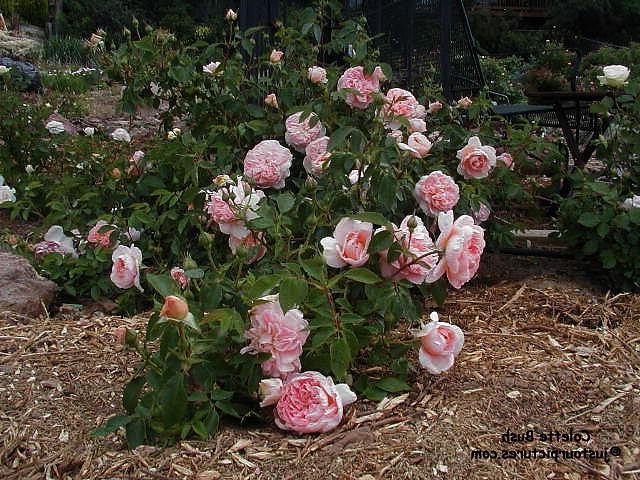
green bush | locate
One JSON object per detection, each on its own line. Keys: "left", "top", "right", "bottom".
{"left": 41, "top": 36, "right": 97, "bottom": 66}
{"left": 0, "top": 0, "right": 47, "bottom": 26}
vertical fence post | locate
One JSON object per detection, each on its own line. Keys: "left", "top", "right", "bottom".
{"left": 405, "top": 0, "right": 415, "bottom": 89}
{"left": 440, "top": 0, "right": 452, "bottom": 100}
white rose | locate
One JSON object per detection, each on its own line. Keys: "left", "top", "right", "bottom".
{"left": 621, "top": 195, "right": 640, "bottom": 210}
{"left": 0, "top": 185, "right": 16, "bottom": 203}
{"left": 25, "top": 165, "right": 35, "bottom": 173}
{"left": 202, "top": 61, "right": 221, "bottom": 75}
{"left": 598, "top": 65, "right": 630, "bottom": 88}
{"left": 226, "top": 9, "right": 237, "bottom": 21}
{"left": 83, "top": 127, "right": 95, "bottom": 136}
{"left": 0, "top": 66, "right": 10, "bottom": 75}
{"left": 111, "top": 128, "right": 131, "bottom": 143}
{"left": 46, "top": 120, "right": 65, "bottom": 135}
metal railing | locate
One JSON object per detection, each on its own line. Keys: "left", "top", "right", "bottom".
{"left": 473, "top": 0, "right": 554, "bottom": 16}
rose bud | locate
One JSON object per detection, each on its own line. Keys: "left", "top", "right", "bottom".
{"left": 160, "top": 295, "right": 189, "bottom": 320}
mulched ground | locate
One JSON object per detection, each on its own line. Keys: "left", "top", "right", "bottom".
{"left": 1, "top": 255, "right": 639, "bottom": 480}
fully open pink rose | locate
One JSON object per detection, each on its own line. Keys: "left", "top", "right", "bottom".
{"left": 87, "top": 220, "right": 115, "bottom": 248}
{"left": 381, "top": 88, "right": 426, "bottom": 130}
{"left": 244, "top": 140, "right": 293, "bottom": 189}
{"left": 377, "top": 215, "right": 439, "bottom": 284}
{"left": 34, "top": 225, "right": 77, "bottom": 257}
{"left": 321, "top": 217, "right": 373, "bottom": 268}
{"left": 259, "top": 371, "right": 357, "bottom": 434}
{"left": 408, "top": 118, "right": 427, "bottom": 133}
{"left": 110, "top": 245, "right": 143, "bottom": 291}
{"left": 337, "top": 65, "right": 385, "bottom": 110}
{"left": 308, "top": 66, "right": 328, "bottom": 84}
{"left": 170, "top": 267, "right": 189, "bottom": 289}
{"left": 303, "top": 136, "right": 331, "bottom": 177}
{"left": 388, "top": 130, "right": 403, "bottom": 144}
{"left": 399, "top": 132, "right": 432, "bottom": 158}
{"left": 497, "top": 152, "right": 514, "bottom": 169}
{"left": 424, "top": 211, "right": 486, "bottom": 289}
{"left": 204, "top": 177, "right": 265, "bottom": 239}
{"left": 414, "top": 312, "right": 464, "bottom": 374}
{"left": 285, "top": 112, "right": 326, "bottom": 153}
{"left": 229, "top": 231, "right": 266, "bottom": 264}
{"left": 241, "top": 295, "right": 309, "bottom": 379}
{"left": 414, "top": 171, "right": 460, "bottom": 215}
{"left": 456, "top": 136, "right": 496, "bottom": 179}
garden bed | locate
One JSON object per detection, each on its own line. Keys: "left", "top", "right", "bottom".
{"left": 1, "top": 255, "right": 638, "bottom": 480}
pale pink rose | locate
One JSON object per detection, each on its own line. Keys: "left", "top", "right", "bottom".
{"left": 457, "top": 96, "right": 473, "bottom": 109}
{"left": 265, "top": 93, "right": 279, "bottom": 109}
{"left": 203, "top": 61, "right": 221, "bottom": 75}
{"left": 229, "top": 231, "right": 266, "bottom": 264}
{"left": 413, "top": 312, "right": 464, "bottom": 374}
{"left": 34, "top": 225, "right": 76, "bottom": 257}
{"left": 303, "top": 136, "right": 331, "bottom": 177}
{"left": 308, "top": 66, "right": 328, "bottom": 84}
{"left": 456, "top": 136, "right": 496, "bottom": 179}
{"left": 381, "top": 88, "right": 426, "bottom": 130}
{"left": 260, "top": 371, "right": 357, "bottom": 434}
{"left": 473, "top": 203, "right": 491, "bottom": 223}
{"left": 428, "top": 101, "right": 443, "bottom": 114}
{"left": 170, "top": 267, "right": 189, "bottom": 289}
{"left": 497, "top": 152, "right": 514, "bottom": 170}
{"left": 110, "top": 245, "right": 143, "bottom": 291}
{"left": 112, "top": 326, "right": 127, "bottom": 345}
{"left": 87, "top": 220, "right": 115, "bottom": 248}
{"left": 377, "top": 216, "right": 439, "bottom": 284}
{"left": 348, "top": 166, "right": 368, "bottom": 185}
{"left": 270, "top": 50, "right": 284, "bottom": 64}
{"left": 241, "top": 295, "right": 309, "bottom": 379}
{"left": 337, "top": 65, "right": 385, "bottom": 110}
{"left": 388, "top": 130, "right": 403, "bottom": 144}
{"left": 321, "top": 217, "right": 373, "bottom": 268}
{"left": 160, "top": 295, "right": 189, "bottom": 320}
{"left": 244, "top": 140, "right": 293, "bottom": 189}
{"left": 424, "top": 211, "right": 486, "bottom": 289}
{"left": 126, "top": 150, "right": 147, "bottom": 176}
{"left": 284, "top": 112, "right": 326, "bottom": 153}
{"left": 204, "top": 177, "right": 266, "bottom": 238}
{"left": 408, "top": 118, "right": 427, "bottom": 133}
{"left": 398, "top": 132, "right": 432, "bottom": 158}
{"left": 414, "top": 171, "right": 460, "bottom": 215}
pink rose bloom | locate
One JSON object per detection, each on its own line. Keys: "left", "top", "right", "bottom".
{"left": 284, "top": 112, "right": 326, "bottom": 153}
{"left": 428, "top": 101, "right": 443, "bottom": 114}
{"left": 110, "top": 245, "right": 143, "bottom": 291}
{"left": 204, "top": 177, "right": 265, "bottom": 239}
{"left": 87, "top": 220, "right": 115, "bottom": 248}
{"left": 377, "top": 215, "right": 439, "bottom": 284}
{"left": 265, "top": 93, "right": 279, "bottom": 109}
{"left": 229, "top": 231, "right": 266, "bottom": 264}
{"left": 408, "top": 118, "right": 427, "bottom": 133}
{"left": 424, "top": 211, "right": 486, "bottom": 289}
{"left": 34, "top": 225, "right": 76, "bottom": 257}
{"left": 337, "top": 65, "right": 385, "bottom": 110}
{"left": 413, "top": 312, "right": 464, "bottom": 374}
{"left": 259, "top": 371, "right": 357, "bottom": 434}
{"left": 457, "top": 96, "right": 473, "bottom": 109}
{"left": 170, "top": 267, "right": 189, "bottom": 289}
{"left": 244, "top": 140, "right": 293, "bottom": 189}
{"left": 308, "top": 66, "right": 328, "bottom": 84}
{"left": 241, "top": 295, "right": 309, "bottom": 379}
{"left": 270, "top": 50, "right": 284, "bottom": 63}
{"left": 321, "top": 217, "right": 373, "bottom": 268}
{"left": 473, "top": 203, "right": 491, "bottom": 223}
{"left": 388, "top": 130, "right": 403, "bottom": 144}
{"left": 303, "top": 136, "right": 331, "bottom": 177}
{"left": 399, "top": 132, "right": 432, "bottom": 159}
{"left": 497, "top": 152, "right": 514, "bottom": 170}
{"left": 414, "top": 171, "right": 460, "bottom": 215}
{"left": 456, "top": 136, "right": 496, "bottom": 179}
{"left": 381, "top": 88, "right": 426, "bottom": 130}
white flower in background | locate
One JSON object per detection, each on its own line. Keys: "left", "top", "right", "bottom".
{"left": 0, "top": 66, "right": 10, "bottom": 75}
{"left": 83, "top": 127, "right": 95, "bottom": 136}
{"left": 34, "top": 226, "right": 77, "bottom": 257}
{"left": 167, "top": 127, "right": 181, "bottom": 140}
{"left": 46, "top": 120, "right": 65, "bottom": 135}
{"left": 226, "top": 9, "right": 238, "bottom": 21}
{"left": 149, "top": 82, "right": 162, "bottom": 96}
{"left": 111, "top": 128, "right": 131, "bottom": 143}
{"left": 202, "top": 61, "right": 221, "bottom": 75}
{"left": 0, "top": 176, "right": 16, "bottom": 204}
{"left": 621, "top": 195, "right": 640, "bottom": 210}
{"left": 598, "top": 65, "right": 630, "bottom": 88}
{"left": 25, "top": 165, "right": 35, "bottom": 174}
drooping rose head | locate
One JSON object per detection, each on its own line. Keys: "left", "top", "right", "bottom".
{"left": 241, "top": 295, "right": 309, "bottom": 379}
{"left": 308, "top": 66, "right": 328, "bottom": 84}
{"left": 380, "top": 88, "right": 425, "bottom": 129}
{"left": 263, "top": 371, "right": 357, "bottom": 434}
{"left": 598, "top": 65, "right": 630, "bottom": 88}
{"left": 270, "top": 50, "right": 284, "bottom": 64}
{"left": 160, "top": 295, "right": 189, "bottom": 320}
{"left": 457, "top": 96, "right": 473, "bottom": 109}
{"left": 321, "top": 217, "right": 373, "bottom": 269}
{"left": 414, "top": 312, "right": 464, "bottom": 374}
{"left": 170, "top": 267, "right": 189, "bottom": 289}
{"left": 229, "top": 231, "right": 266, "bottom": 264}
{"left": 496, "top": 152, "right": 514, "bottom": 170}
{"left": 34, "top": 225, "right": 77, "bottom": 257}
{"left": 337, "top": 65, "right": 385, "bottom": 110}
{"left": 244, "top": 140, "right": 293, "bottom": 189}
{"left": 87, "top": 220, "right": 115, "bottom": 248}
{"left": 284, "top": 112, "right": 326, "bottom": 153}
{"left": 414, "top": 171, "right": 460, "bottom": 215}
{"left": 456, "top": 136, "right": 496, "bottom": 180}
{"left": 303, "top": 136, "right": 331, "bottom": 177}
{"left": 428, "top": 101, "right": 443, "bottom": 114}
{"left": 264, "top": 93, "right": 279, "bottom": 108}
{"left": 424, "top": 211, "right": 486, "bottom": 289}
{"left": 110, "top": 245, "right": 143, "bottom": 291}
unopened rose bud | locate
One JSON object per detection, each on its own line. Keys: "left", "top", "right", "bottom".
{"left": 270, "top": 50, "right": 284, "bottom": 64}
{"left": 264, "top": 93, "right": 278, "bottom": 109}
{"left": 132, "top": 16, "right": 139, "bottom": 28}
{"left": 111, "top": 168, "right": 121, "bottom": 179}
{"left": 184, "top": 256, "right": 198, "bottom": 270}
{"left": 160, "top": 295, "right": 189, "bottom": 320}
{"left": 407, "top": 215, "right": 418, "bottom": 231}
{"left": 243, "top": 182, "right": 253, "bottom": 196}
{"left": 226, "top": 9, "right": 238, "bottom": 21}
{"left": 304, "top": 176, "right": 317, "bottom": 190}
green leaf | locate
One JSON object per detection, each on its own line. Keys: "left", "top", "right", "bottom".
{"left": 245, "top": 274, "right": 281, "bottom": 299}
{"left": 343, "top": 268, "right": 381, "bottom": 284}
{"left": 376, "top": 377, "right": 411, "bottom": 393}
{"left": 146, "top": 273, "right": 176, "bottom": 297}
{"left": 91, "top": 414, "right": 130, "bottom": 438}
{"left": 276, "top": 192, "right": 296, "bottom": 213}
{"left": 330, "top": 336, "right": 351, "bottom": 381}
{"left": 629, "top": 208, "right": 640, "bottom": 225}
{"left": 125, "top": 419, "right": 146, "bottom": 449}
{"left": 184, "top": 268, "right": 205, "bottom": 279}
{"left": 368, "top": 229, "right": 394, "bottom": 253}
{"left": 162, "top": 375, "right": 188, "bottom": 426}
{"left": 204, "top": 308, "right": 244, "bottom": 335}
{"left": 348, "top": 212, "right": 392, "bottom": 228}
{"left": 577, "top": 212, "right": 600, "bottom": 228}
{"left": 300, "top": 255, "right": 325, "bottom": 282}
{"left": 279, "top": 277, "right": 308, "bottom": 311}
{"left": 328, "top": 126, "right": 356, "bottom": 150}
{"left": 181, "top": 312, "right": 201, "bottom": 332}
{"left": 200, "top": 283, "right": 222, "bottom": 311}
{"left": 600, "top": 250, "right": 617, "bottom": 269}
{"left": 123, "top": 377, "right": 145, "bottom": 414}
{"left": 192, "top": 420, "right": 209, "bottom": 440}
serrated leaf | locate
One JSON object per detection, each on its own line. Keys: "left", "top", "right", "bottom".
{"left": 91, "top": 414, "right": 131, "bottom": 438}
{"left": 368, "top": 229, "right": 394, "bottom": 253}
{"left": 125, "top": 419, "right": 146, "bottom": 449}
{"left": 279, "top": 277, "right": 308, "bottom": 311}
{"left": 376, "top": 377, "right": 411, "bottom": 393}
{"left": 146, "top": 273, "right": 176, "bottom": 297}
{"left": 276, "top": 192, "right": 296, "bottom": 213}
{"left": 300, "top": 255, "right": 325, "bottom": 282}
{"left": 123, "top": 377, "right": 145, "bottom": 414}
{"left": 245, "top": 274, "right": 281, "bottom": 299}
{"left": 343, "top": 268, "right": 381, "bottom": 284}
{"left": 578, "top": 212, "right": 600, "bottom": 228}
{"left": 330, "top": 336, "right": 351, "bottom": 381}
{"left": 347, "top": 212, "right": 392, "bottom": 228}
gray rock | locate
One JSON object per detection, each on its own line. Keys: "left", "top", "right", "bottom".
{"left": 0, "top": 252, "right": 57, "bottom": 317}
{"left": 0, "top": 57, "right": 42, "bottom": 92}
